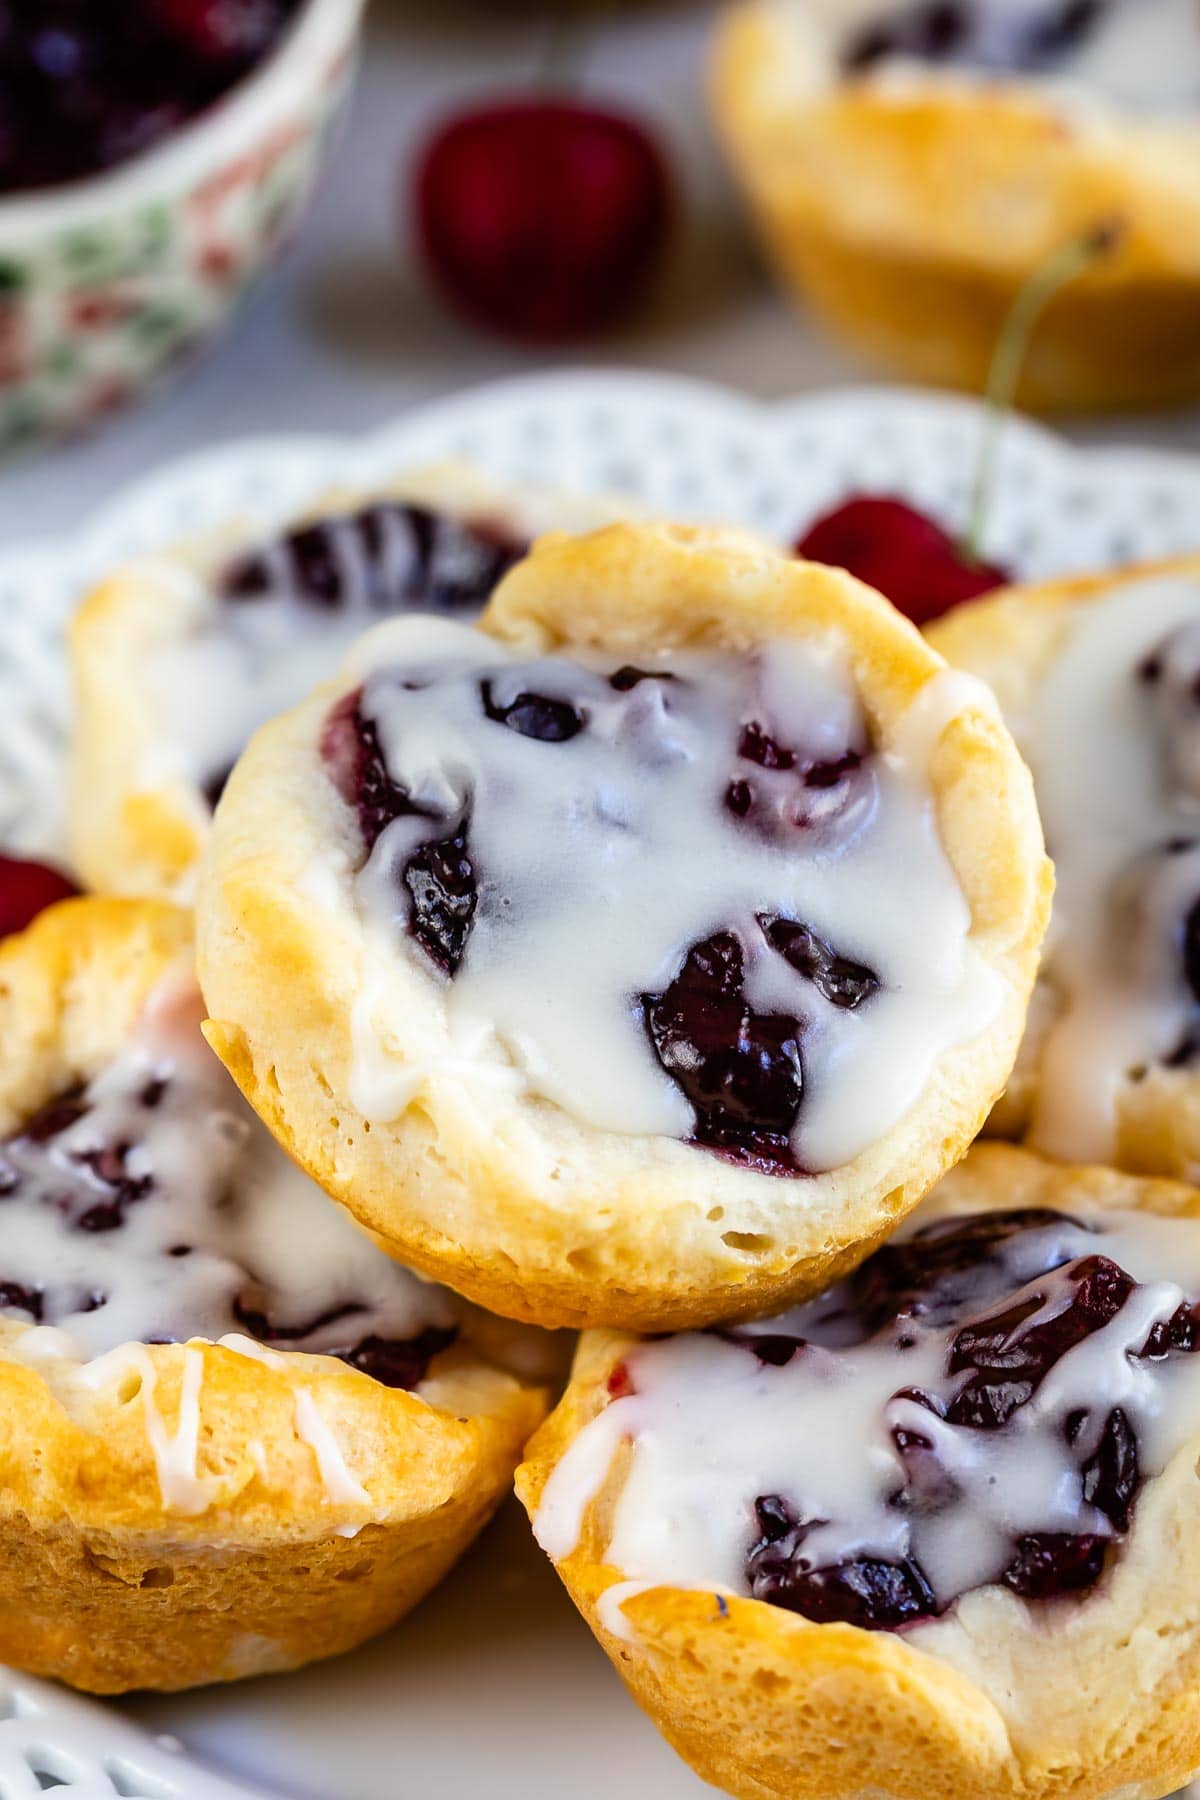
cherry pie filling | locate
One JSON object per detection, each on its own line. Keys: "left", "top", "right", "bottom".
{"left": 844, "top": 1, "right": 1111, "bottom": 75}
{"left": 192, "top": 503, "right": 527, "bottom": 809}
{"left": 219, "top": 501, "right": 525, "bottom": 617}
{"left": 0, "top": 0, "right": 304, "bottom": 196}
{"left": 319, "top": 626, "right": 947, "bottom": 1179}
{"left": 590, "top": 1205, "right": 1200, "bottom": 1632}
{"left": 0, "top": 1027, "right": 459, "bottom": 1387}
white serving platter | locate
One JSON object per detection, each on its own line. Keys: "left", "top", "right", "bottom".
{"left": 1, "top": 370, "right": 1199, "bottom": 1800}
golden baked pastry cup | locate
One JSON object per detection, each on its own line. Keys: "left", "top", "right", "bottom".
{"left": 929, "top": 552, "right": 1200, "bottom": 1178}
{"left": 197, "top": 518, "right": 1050, "bottom": 1333}
{"left": 517, "top": 1141, "right": 1200, "bottom": 1800}
{"left": 68, "top": 462, "right": 629, "bottom": 904}
{"left": 0, "top": 895, "right": 549, "bottom": 1694}
{"left": 711, "top": 1, "right": 1200, "bottom": 412}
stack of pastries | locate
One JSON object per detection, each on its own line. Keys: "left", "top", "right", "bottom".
{"left": 7, "top": 454, "right": 1200, "bottom": 1800}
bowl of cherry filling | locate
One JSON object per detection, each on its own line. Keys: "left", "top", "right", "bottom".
{"left": 196, "top": 519, "right": 1051, "bottom": 1332}
{"left": 520, "top": 1141, "right": 1200, "bottom": 1800}
{"left": 68, "top": 461, "right": 631, "bottom": 903}
{"left": 711, "top": 0, "right": 1200, "bottom": 411}
{"left": 0, "top": 0, "right": 364, "bottom": 453}
{"left": 0, "top": 893, "right": 549, "bottom": 1694}
{"left": 930, "top": 552, "right": 1200, "bottom": 1182}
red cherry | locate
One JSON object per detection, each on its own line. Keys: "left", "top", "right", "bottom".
{"left": 0, "top": 855, "right": 79, "bottom": 942}
{"left": 795, "top": 497, "right": 1010, "bottom": 627}
{"left": 415, "top": 100, "right": 672, "bottom": 342}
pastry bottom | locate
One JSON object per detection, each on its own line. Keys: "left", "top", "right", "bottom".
{"left": 0, "top": 1483, "right": 502, "bottom": 1694}
{"left": 760, "top": 216, "right": 1200, "bottom": 414}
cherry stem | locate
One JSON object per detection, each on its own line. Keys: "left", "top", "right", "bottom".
{"left": 963, "top": 217, "right": 1124, "bottom": 565}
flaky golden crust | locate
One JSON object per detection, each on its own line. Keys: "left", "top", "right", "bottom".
{"left": 197, "top": 519, "right": 1049, "bottom": 1332}
{"left": 0, "top": 897, "right": 548, "bottom": 1693}
{"left": 711, "top": 1, "right": 1200, "bottom": 412}
{"left": 929, "top": 553, "right": 1200, "bottom": 1181}
{"left": 517, "top": 1144, "right": 1200, "bottom": 1800}
{"left": 68, "top": 463, "right": 631, "bottom": 903}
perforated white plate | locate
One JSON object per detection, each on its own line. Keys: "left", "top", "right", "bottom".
{"left": 0, "top": 1669, "right": 262, "bottom": 1797}
{"left": 1, "top": 370, "right": 1199, "bottom": 1799}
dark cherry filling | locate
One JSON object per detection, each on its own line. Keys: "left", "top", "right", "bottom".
{"left": 220, "top": 502, "right": 526, "bottom": 617}
{"left": 323, "top": 691, "right": 478, "bottom": 977}
{"left": 642, "top": 931, "right": 804, "bottom": 1174}
{"left": 0, "top": 1282, "right": 42, "bottom": 1322}
{"left": 642, "top": 920, "right": 879, "bottom": 1174}
{"left": 609, "top": 665, "right": 674, "bottom": 693}
{"left": 0, "top": 0, "right": 303, "bottom": 196}
{"left": 338, "top": 1326, "right": 460, "bottom": 1389}
{"left": 725, "top": 720, "right": 865, "bottom": 836}
{"left": 843, "top": 0, "right": 1104, "bottom": 74}
{"left": 481, "top": 680, "right": 586, "bottom": 743}
{"left": 748, "top": 1498, "right": 938, "bottom": 1630}
{"left": 941, "top": 1253, "right": 1133, "bottom": 1430}
{"left": 720, "top": 1208, "right": 1200, "bottom": 1629}
{"left": 0, "top": 1087, "right": 151, "bottom": 1234}
{"left": 323, "top": 697, "right": 415, "bottom": 854}
{"left": 403, "top": 828, "right": 477, "bottom": 977}
{"left": 0, "top": 1084, "right": 458, "bottom": 1391}
{"left": 760, "top": 917, "right": 878, "bottom": 1012}
{"left": 234, "top": 1298, "right": 458, "bottom": 1391}
{"left": 845, "top": 1205, "right": 1092, "bottom": 1337}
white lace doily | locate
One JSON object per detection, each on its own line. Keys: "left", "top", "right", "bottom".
{"left": 1, "top": 369, "right": 1198, "bottom": 1798}
{"left": 0, "top": 1669, "right": 262, "bottom": 1797}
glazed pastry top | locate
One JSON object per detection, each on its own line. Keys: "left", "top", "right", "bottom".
{"left": 0, "top": 968, "right": 458, "bottom": 1381}
{"left": 150, "top": 500, "right": 526, "bottom": 810}
{"left": 839, "top": 0, "right": 1200, "bottom": 113}
{"left": 323, "top": 616, "right": 1001, "bottom": 1177}
{"left": 1018, "top": 571, "right": 1200, "bottom": 1163}
{"left": 535, "top": 1192, "right": 1200, "bottom": 1631}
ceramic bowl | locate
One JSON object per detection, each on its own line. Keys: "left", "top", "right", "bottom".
{"left": 0, "top": 0, "right": 366, "bottom": 454}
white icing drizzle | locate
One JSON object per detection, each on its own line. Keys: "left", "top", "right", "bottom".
{"left": 0, "top": 969, "right": 458, "bottom": 1360}
{"left": 835, "top": 0, "right": 1200, "bottom": 115}
{"left": 220, "top": 1336, "right": 372, "bottom": 1511}
{"left": 1020, "top": 572, "right": 1200, "bottom": 1164}
{"left": 534, "top": 1197, "right": 1200, "bottom": 1628}
{"left": 596, "top": 1577, "right": 735, "bottom": 1643}
{"left": 292, "top": 1390, "right": 372, "bottom": 1509}
{"left": 347, "top": 620, "right": 1000, "bottom": 1171}
{"left": 80, "top": 1343, "right": 215, "bottom": 1517}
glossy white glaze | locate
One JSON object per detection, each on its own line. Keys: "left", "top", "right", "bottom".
{"left": 0, "top": 966, "right": 457, "bottom": 1359}
{"left": 535, "top": 1197, "right": 1200, "bottom": 1632}
{"left": 345, "top": 618, "right": 1001, "bottom": 1172}
{"left": 1021, "top": 572, "right": 1200, "bottom": 1163}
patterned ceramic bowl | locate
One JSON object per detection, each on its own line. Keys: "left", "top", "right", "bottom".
{"left": 0, "top": 0, "right": 366, "bottom": 455}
